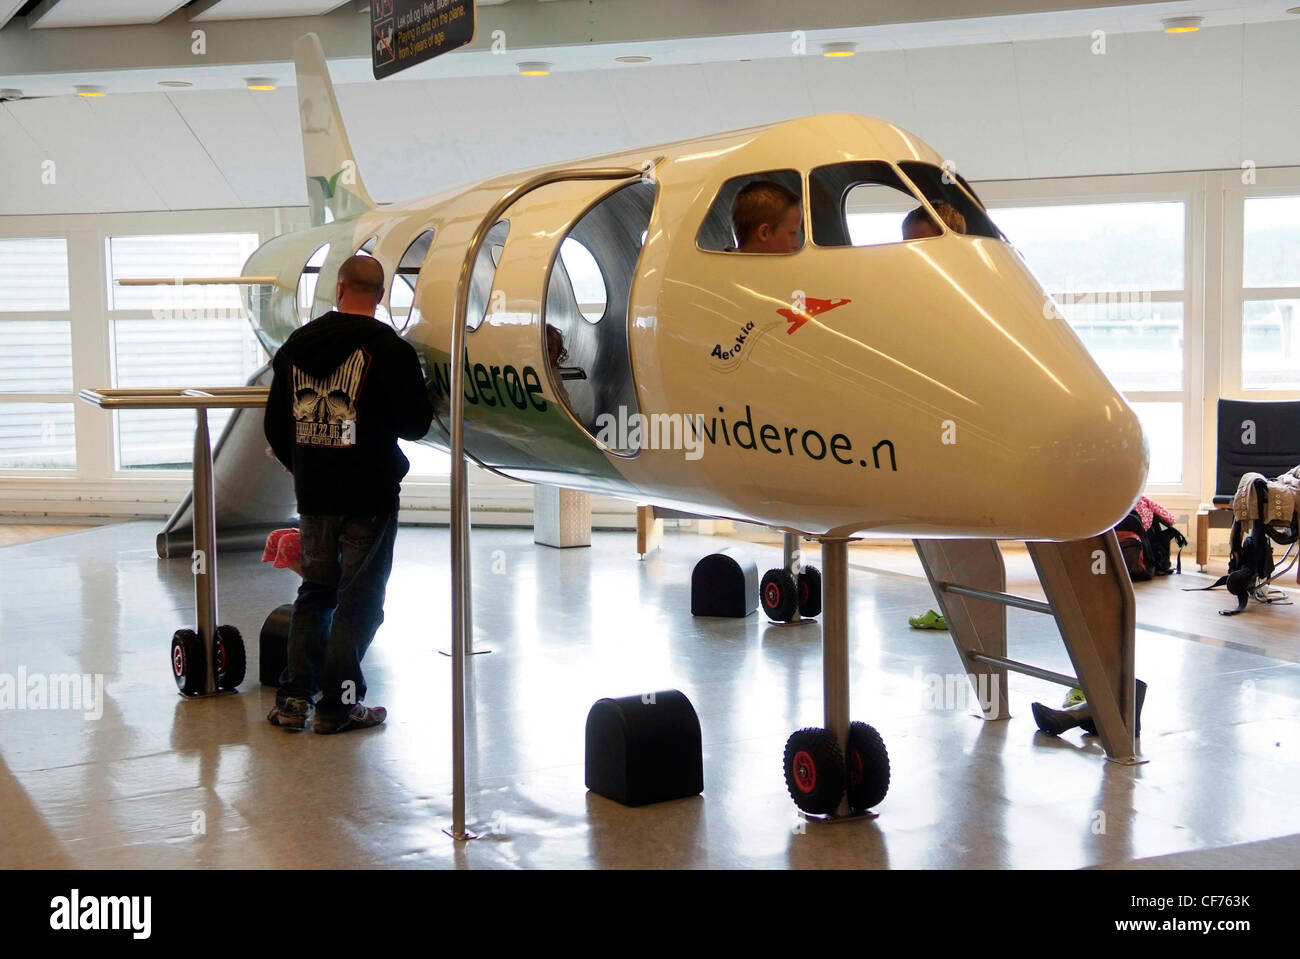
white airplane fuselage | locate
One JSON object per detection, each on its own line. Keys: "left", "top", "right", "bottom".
{"left": 243, "top": 42, "right": 1148, "bottom": 543}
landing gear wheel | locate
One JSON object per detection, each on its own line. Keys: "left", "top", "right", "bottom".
{"left": 761, "top": 568, "right": 798, "bottom": 622}
{"left": 170, "top": 628, "right": 206, "bottom": 696}
{"left": 214, "top": 625, "right": 246, "bottom": 690}
{"left": 783, "top": 727, "right": 846, "bottom": 815}
{"left": 797, "top": 566, "right": 822, "bottom": 618}
{"left": 846, "top": 721, "right": 890, "bottom": 812}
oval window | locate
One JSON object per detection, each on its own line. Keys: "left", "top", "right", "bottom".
{"left": 354, "top": 236, "right": 391, "bottom": 324}
{"left": 390, "top": 229, "right": 434, "bottom": 332}
{"left": 296, "top": 242, "right": 330, "bottom": 324}
{"left": 559, "top": 238, "right": 607, "bottom": 323}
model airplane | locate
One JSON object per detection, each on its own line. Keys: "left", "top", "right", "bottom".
{"left": 171, "top": 34, "right": 1151, "bottom": 823}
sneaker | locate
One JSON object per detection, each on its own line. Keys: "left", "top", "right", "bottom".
{"left": 312, "top": 703, "right": 387, "bottom": 735}
{"left": 267, "top": 696, "right": 312, "bottom": 730}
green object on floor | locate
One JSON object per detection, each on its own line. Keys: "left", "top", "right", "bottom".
{"left": 1063, "top": 687, "right": 1087, "bottom": 708}
{"left": 908, "top": 609, "right": 948, "bottom": 630}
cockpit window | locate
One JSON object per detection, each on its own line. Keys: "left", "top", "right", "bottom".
{"left": 897, "top": 162, "right": 1003, "bottom": 240}
{"left": 696, "top": 170, "right": 804, "bottom": 254}
{"left": 809, "top": 161, "right": 940, "bottom": 247}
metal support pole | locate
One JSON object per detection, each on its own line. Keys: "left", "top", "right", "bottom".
{"left": 821, "top": 538, "right": 851, "bottom": 818}
{"left": 192, "top": 406, "right": 218, "bottom": 695}
{"left": 783, "top": 531, "right": 802, "bottom": 623}
{"left": 967, "top": 652, "right": 1079, "bottom": 689}
{"left": 939, "top": 583, "right": 1053, "bottom": 615}
{"left": 446, "top": 164, "right": 642, "bottom": 841}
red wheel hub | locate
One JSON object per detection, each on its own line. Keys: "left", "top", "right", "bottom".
{"left": 849, "top": 748, "right": 862, "bottom": 787}
{"left": 172, "top": 645, "right": 184, "bottom": 677}
{"left": 216, "top": 641, "right": 225, "bottom": 671}
{"left": 764, "top": 583, "right": 781, "bottom": 608}
{"left": 791, "top": 749, "right": 817, "bottom": 794}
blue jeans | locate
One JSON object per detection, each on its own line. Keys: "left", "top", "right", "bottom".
{"left": 277, "top": 513, "right": 399, "bottom": 719}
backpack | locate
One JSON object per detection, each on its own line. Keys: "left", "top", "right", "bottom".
{"left": 1114, "top": 510, "right": 1154, "bottom": 581}
{"left": 1114, "top": 508, "right": 1186, "bottom": 582}
{"left": 1192, "top": 477, "right": 1298, "bottom": 615}
{"left": 1148, "top": 515, "right": 1187, "bottom": 575}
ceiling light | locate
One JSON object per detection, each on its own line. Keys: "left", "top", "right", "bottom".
{"left": 158, "top": 80, "right": 193, "bottom": 89}
{"left": 822, "top": 42, "right": 857, "bottom": 58}
{"left": 245, "top": 77, "right": 277, "bottom": 91}
{"left": 0, "top": 88, "right": 22, "bottom": 101}
{"left": 517, "top": 61, "right": 551, "bottom": 76}
{"left": 74, "top": 85, "right": 106, "bottom": 97}
{"left": 1161, "top": 16, "right": 1203, "bottom": 33}
{"left": 615, "top": 55, "right": 651, "bottom": 63}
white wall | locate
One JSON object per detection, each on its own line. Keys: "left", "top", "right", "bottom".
{"left": 2, "top": 19, "right": 1299, "bottom": 216}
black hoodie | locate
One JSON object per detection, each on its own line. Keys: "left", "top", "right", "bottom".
{"left": 264, "top": 310, "right": 435, "bottom": 515}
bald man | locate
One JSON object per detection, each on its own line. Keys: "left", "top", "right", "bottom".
{"left": 264, "top": 253, "right": 434, "bottom": 734}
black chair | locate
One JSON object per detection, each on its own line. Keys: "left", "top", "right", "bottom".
{"left": 1196, "top": 398, "right": 1300, "bottom": 569}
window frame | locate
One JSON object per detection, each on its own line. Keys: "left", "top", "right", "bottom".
{"left": 1222, "top": 170, "right": 1300, "bottom": 398}
{"left": 695, "top": 168, "right": 808, "bottom": 256}
{"left": 973, "top": 172, "right": 1204, "bottom": 500}
{"left": 0, "top": 235, "right": 76, "bottom": 470}
{"left": 807, "top": 159, "right": 943, "bottom": 249}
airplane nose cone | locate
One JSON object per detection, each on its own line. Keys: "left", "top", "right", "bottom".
{"left": 1035, "top": 390, "right": 1149, "bottom": 540}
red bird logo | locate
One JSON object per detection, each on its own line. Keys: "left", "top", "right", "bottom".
{"left": 776, "top": 296, "right": 851, "bottom": 334}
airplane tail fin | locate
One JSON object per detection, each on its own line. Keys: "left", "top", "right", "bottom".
{"left": 294, "top": 33, "right": 375, "bottom": 227}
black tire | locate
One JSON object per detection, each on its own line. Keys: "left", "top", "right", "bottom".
{"left": 761, "top": 568, "right": 798, "bottom": 622}
{"left": 783, "top": 727, "right": 846, "bottom": 815}
{"left": 215, "top": 625, "right": 246, "bottom": 690}
{"left": 797, "top": 566, "right": 822, "bottom": 618}
{"left": 846, "top": 721, "right": 890, "bottom": 812}
{"left": 170, "top": 628, "right": 206, "bottom": 696}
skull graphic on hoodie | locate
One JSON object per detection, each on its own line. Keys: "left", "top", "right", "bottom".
{"left": 291, "top": 347, "right": 369, "bottom": 448}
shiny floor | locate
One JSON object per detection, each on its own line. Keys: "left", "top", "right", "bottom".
{"left": 1, "top": 522, "right": 1298, "bottom": 869}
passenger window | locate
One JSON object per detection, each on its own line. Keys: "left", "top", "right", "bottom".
{"left": 897, "top": 162, "right": 1003, "bottom": 240}
{"left": 546, "top": 179, "right": 655, "bottom": 449}
{"left": 467, "top": 220, "right": 508, "bottom": 331}
{"left": 696, "top": 170, "right": 804, "bottom": 254}
{"left": 809, "top": 161, "right": 939, "bottom": 247}
{"left": 296, "top": 242, "right": 329, "bottom": 324}
{"left": 355, "top": 236, "right": 391, "bottom": 324}
{"left": 558, "top": 238, "right": 607, "bottom": 323}
{"left": 389, "top": 228, "right": 434, "bottom": 332}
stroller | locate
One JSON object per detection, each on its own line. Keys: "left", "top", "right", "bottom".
{"left": 1195, "top": 472, "right": 1300, "bottom": 615}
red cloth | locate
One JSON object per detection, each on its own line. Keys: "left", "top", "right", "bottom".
{"left": 262, "top": 528, "right": 302, "bottom": 574}
{"left": 1133, "top": 495, "right": 1176, "bottom": 531}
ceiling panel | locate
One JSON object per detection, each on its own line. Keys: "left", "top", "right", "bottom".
{"left": 28, "top": 0, "right": 189, "bottom": 29}
{"left": 187, "top": 0, "right": 354, "bottom": 22}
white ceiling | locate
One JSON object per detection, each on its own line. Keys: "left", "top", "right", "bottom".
{"left": 3, "top": 0, "right": 1299, "bottom": 95}
{"left": 28, "top": 0, "right": 188, "bottom": 29}
{"left": 2, "top": 16, "right": 1297, "bottom": 217}
{"left": 188, "top": 0, "right": 355, "bottom": 22}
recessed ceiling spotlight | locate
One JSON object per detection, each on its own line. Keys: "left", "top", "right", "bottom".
{"left": 1161, "top": 16, "right": 1203, "bottom": 33}
{"left": 158, "top": 80, "right": 193, "bottom": 88}
{"left": 245, "top": 77, "right": 277, "bottom": 91}
{"left": 822, "top": 41, "right": 857, "bottom": 58}
{"left": 517, "top": 61, "right": 551, "bottom": 76}
{"left": 615, "top": 55, "right": 651, "bottom": 63}
{"left": 0, "top": 88, "right": 23, "bottom": 100}
{"left": 74, "top": 85, "right": 106, "bottom": 97}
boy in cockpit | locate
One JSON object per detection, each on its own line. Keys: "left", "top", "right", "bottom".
{"left": 729, "top": 180, "right": 803, "bottom": 254}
